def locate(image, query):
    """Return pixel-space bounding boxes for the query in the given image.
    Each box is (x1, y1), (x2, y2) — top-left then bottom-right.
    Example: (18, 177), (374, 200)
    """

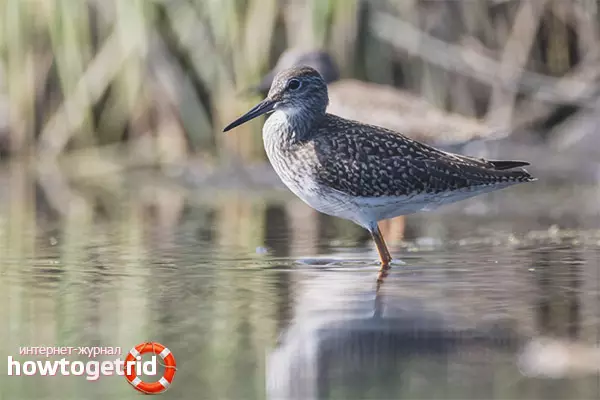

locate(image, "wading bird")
(225, 67), (535, 279)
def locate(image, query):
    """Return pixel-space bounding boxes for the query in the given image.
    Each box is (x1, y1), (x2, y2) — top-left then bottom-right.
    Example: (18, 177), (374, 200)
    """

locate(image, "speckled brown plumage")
(291, 114), (533, 198)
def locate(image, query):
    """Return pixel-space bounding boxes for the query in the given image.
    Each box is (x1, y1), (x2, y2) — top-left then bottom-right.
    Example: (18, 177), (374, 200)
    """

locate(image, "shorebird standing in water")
(224, 67), (535, 279)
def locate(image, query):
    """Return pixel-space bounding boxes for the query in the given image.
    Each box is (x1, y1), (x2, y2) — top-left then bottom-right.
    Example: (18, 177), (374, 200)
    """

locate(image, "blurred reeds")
(0, 0), (598, 164)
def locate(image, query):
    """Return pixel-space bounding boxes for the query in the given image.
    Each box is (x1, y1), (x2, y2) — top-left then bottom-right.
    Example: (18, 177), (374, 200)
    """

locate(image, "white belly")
(276, 176), (517, 230)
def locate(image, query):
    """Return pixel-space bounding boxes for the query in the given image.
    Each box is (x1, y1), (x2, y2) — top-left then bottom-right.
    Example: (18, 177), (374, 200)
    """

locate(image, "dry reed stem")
(162, 2), (232, 91)
(572, 0), (600, 56)
(149, 32), (212, 149)
(38, 29), (146, 159)
(485, 0), (549, 129)
(511, 51), (600, 131)
(370, 10), (599, 109)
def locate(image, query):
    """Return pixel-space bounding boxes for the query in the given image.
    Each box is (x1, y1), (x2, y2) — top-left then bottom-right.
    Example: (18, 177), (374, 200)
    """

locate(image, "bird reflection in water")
(267, 272), (521, 400)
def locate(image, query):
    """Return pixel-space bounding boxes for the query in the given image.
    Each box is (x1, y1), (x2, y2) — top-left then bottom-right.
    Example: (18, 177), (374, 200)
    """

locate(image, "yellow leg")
(370, 223), (392, 270)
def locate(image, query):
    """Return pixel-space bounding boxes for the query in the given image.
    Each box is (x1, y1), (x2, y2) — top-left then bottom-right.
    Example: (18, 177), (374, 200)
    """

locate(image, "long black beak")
(223, 98), (276, 132)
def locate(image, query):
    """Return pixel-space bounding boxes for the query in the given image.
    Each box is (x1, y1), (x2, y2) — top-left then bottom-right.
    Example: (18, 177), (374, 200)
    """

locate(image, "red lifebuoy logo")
(125, 342), (176, 395)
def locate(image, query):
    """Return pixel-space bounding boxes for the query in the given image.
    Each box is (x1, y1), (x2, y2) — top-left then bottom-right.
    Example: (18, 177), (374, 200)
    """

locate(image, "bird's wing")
(311, 119), (533, 198)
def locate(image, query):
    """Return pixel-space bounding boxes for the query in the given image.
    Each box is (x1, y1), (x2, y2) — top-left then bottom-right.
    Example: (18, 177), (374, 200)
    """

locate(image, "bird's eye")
(287, 79), (301, 90)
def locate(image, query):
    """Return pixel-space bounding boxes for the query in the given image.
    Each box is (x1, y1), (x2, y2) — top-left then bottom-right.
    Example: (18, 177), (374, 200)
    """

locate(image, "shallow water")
(0, 166), (599, 399)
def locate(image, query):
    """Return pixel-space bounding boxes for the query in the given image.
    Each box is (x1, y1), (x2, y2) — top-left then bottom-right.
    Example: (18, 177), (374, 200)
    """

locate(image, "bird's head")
(223, 66), (329, 133)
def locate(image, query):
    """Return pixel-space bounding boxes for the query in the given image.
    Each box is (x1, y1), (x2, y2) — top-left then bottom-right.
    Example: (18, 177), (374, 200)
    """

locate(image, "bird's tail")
(488, 160), (530, 170)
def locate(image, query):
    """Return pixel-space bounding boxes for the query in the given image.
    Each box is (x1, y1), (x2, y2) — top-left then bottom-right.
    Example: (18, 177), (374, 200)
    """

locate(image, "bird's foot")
(380, 260), (392, 271)
(376, 260), (391, 285)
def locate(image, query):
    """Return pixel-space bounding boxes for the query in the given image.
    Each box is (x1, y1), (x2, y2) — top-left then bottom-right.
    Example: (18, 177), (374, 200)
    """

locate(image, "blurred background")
(2, 0), (600, 163)
(1, 0), (599, 399)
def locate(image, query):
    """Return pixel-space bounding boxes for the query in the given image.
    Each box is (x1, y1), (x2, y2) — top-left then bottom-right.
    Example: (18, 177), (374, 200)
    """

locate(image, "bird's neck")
(264, 108), (323, 147)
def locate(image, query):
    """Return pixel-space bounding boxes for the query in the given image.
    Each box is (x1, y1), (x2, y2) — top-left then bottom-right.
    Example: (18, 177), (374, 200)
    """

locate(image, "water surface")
(1, 166), (599, 399)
